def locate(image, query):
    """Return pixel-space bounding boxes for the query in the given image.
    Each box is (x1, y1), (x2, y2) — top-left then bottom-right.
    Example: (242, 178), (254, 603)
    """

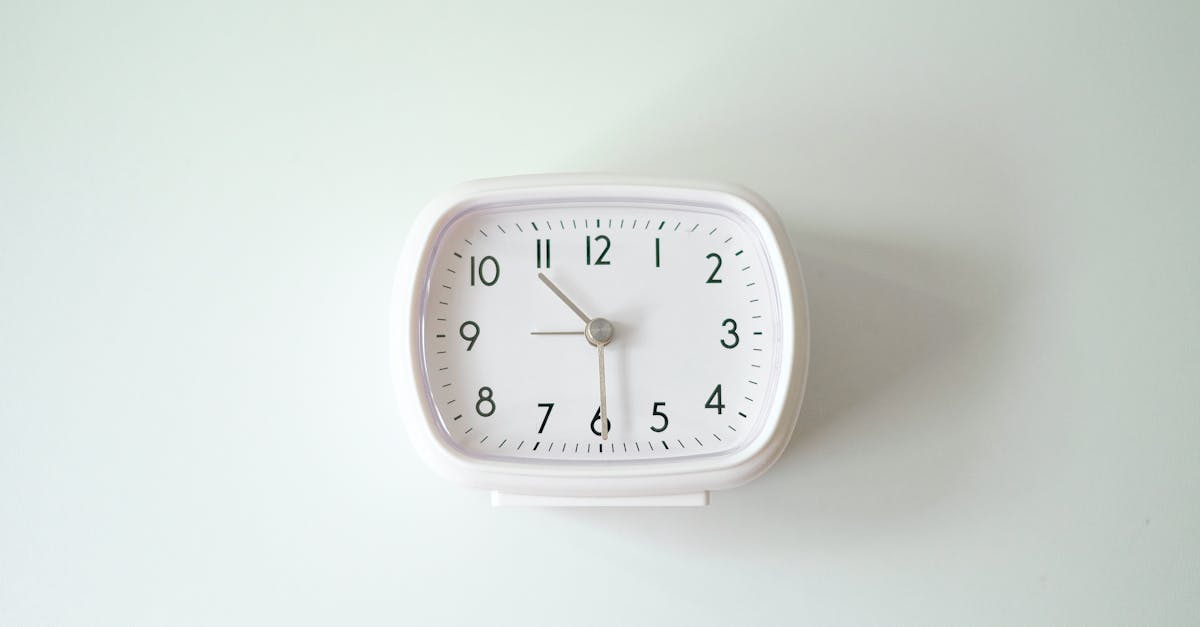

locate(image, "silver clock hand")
(537, 272), (591, 323)
(530, 330), (586, 335)
(584, 318), (614, 441)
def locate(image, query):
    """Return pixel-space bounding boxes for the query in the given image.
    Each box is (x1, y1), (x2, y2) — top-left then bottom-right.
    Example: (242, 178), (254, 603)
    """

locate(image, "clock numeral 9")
(469, 255), (500, 286)
(590, 406), (612, 436)
(586, 235), (611, 265)
(705, 384), (725, 414)
(720, 318), (739, 348)
(476, 386), (495, 417)
(705, 253), (723, 283)
(459, 320), (479, 351)
(651, 402), (669, 433)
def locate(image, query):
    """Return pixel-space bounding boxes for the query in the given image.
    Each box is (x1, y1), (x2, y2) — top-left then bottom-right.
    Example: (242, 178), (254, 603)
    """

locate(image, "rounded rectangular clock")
(390, 174), (809, 506)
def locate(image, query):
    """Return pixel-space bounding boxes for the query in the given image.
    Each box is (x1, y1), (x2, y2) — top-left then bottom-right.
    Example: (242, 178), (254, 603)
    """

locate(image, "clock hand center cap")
(584, 318), (614, 347)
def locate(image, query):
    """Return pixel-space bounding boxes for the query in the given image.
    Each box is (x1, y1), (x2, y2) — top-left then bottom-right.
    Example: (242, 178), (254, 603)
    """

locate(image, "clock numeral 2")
(586, 235), (611, 265)
(470, 255), (500, 286)
(476, 386), (495, 417)
(536, 239), (550, 269)
(705, 384), (725, 414)
(706, 253), (722, 283)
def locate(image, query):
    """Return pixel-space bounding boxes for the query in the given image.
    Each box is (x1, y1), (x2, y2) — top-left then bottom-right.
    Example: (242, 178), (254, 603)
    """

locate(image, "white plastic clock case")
(390, 174), (809, 505)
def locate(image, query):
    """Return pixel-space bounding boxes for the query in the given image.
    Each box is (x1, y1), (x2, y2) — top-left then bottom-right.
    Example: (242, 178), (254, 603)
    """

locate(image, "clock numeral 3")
(476, 386), (495, 417)
(651, 401), (669, 433)
(720, 318), (739, 349)
(705, 253), (723, 283)
(459, 320), (480, 351)
(470, 255), (500, 286)
(590, 406), (612, 436)
(705, 384), (725, 414)
(586, 235), (611, 265)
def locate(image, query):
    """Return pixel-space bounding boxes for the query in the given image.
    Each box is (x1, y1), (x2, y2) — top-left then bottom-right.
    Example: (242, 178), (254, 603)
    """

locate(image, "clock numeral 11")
(536, 239), (550, 269)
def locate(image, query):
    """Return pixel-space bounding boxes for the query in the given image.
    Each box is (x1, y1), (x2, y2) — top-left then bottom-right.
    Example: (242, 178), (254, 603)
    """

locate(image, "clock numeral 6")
(705, 384), (725, 414)
(459, 320), (480, 351)
(590, 406), (612, 437)
(651, 401), (669, 433)
(476, 386), (495, 417)
(469, 255), (500, 286)
(720, 318), (739, 349)
(705, 253), (723, 283)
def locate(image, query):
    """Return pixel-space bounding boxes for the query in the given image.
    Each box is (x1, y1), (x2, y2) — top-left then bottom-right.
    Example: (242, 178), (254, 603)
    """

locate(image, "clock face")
(418, 203), (783, 462)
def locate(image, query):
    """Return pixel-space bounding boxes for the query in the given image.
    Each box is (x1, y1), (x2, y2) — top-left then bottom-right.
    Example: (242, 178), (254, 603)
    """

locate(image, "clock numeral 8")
(476, 386), (495, 417)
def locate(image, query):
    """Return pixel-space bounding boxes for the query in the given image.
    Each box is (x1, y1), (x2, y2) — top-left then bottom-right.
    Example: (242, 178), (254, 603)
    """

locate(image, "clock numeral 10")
(470, 255), (500, 286)
(705, 385), (725, 414)
(586, 235), (611, 265)
(536, 239), (550, 269)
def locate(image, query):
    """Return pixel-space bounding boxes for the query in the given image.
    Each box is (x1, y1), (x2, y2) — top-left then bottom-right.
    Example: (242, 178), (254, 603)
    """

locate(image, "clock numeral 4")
(705, 384), (725, 414)
(586, 235), (611, 265)
(470, 255), (500, 286)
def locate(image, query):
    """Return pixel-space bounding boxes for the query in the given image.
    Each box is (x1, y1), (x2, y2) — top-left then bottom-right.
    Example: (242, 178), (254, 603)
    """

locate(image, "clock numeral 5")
(705, 384), (725, 414)
(586, 235), (611, 265)
(469, 255), (500, 286)
(651, 401), (669, 433)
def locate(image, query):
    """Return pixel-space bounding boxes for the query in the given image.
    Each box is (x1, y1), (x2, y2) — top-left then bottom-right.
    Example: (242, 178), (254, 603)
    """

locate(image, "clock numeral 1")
(706, 253), (722, 283)
(537, 402), (554, 433)
(586, 235), (611, 265)
(655, 237), (661, 268)
(536, 239), (550, 269)
(705, 384), (725, 414)
(476, 386), (495, 417)
(651, 401), (669, 432)
(470, 255), (500, 286)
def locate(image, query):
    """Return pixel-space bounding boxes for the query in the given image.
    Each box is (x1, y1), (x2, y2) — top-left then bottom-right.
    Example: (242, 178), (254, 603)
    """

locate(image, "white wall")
(2, 2), (1198, 625)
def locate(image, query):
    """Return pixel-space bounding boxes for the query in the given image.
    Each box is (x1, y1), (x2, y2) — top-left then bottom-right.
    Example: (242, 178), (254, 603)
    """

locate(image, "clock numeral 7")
(537, 402), (554, 433)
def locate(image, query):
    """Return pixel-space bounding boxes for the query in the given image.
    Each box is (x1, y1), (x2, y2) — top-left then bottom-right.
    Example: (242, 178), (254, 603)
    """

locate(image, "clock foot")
(490, 491), (709, 507)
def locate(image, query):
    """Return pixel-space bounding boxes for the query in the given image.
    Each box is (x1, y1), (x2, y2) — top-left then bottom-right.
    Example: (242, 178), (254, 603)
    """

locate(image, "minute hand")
(537, 272), (591, 323)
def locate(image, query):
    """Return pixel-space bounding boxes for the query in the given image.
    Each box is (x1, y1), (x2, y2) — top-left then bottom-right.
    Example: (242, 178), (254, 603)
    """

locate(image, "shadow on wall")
(549, 66), (1028, 554)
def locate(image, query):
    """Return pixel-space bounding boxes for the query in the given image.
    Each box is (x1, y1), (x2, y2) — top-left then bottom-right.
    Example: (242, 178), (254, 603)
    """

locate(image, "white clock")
(390, 175), (809, 506)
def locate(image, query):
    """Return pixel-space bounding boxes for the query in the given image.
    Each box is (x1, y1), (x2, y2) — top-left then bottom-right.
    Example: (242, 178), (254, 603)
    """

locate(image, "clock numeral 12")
(586, 235), (611, 265)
